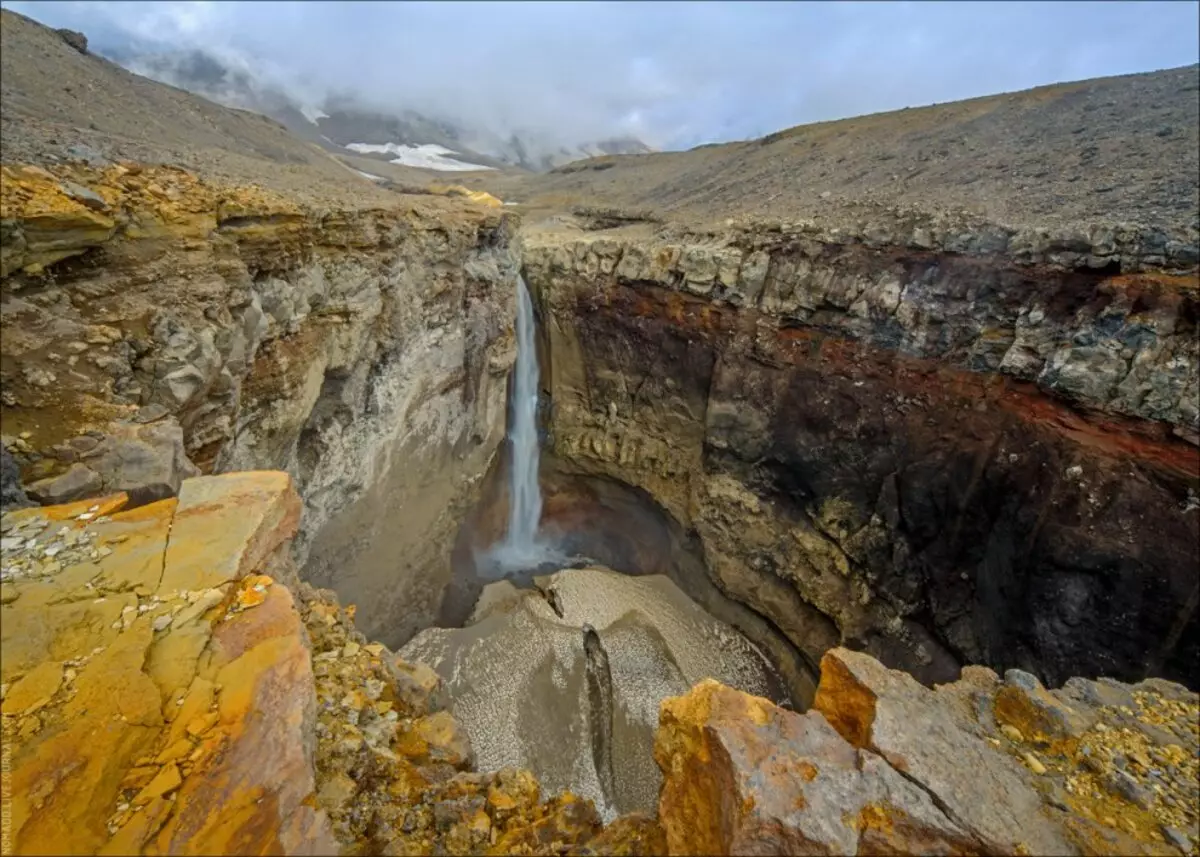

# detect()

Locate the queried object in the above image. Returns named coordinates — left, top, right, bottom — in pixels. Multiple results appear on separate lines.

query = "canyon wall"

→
left=0, top=163, right=517, bottom=645
left=523, top=217, right=1200, bottom=691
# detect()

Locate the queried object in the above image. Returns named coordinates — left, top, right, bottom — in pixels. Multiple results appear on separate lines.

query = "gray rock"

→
left=56, top=28, right=88, bottom=53
left=133, top=403, right=170, bottom=425
left=161, top=365, right=207, bottom=407
left=1003, top=668, right=1044, bottom=692
left=59, top=182, right=107, bottom=212
left=0, top=448, right=32, bottom=511
left=26, top=463, right=103, bottom=505
left=1161, top=825, right=1192, bottom=853
left=816, top=649, right=1076, bottom=856
left=1105, top=769, right=1153, bottom=809
left=656, top=681, right=977, bottom=855
left=65, top=143, right=109, bottom=166
left=84, top=420, right=200, bottom=494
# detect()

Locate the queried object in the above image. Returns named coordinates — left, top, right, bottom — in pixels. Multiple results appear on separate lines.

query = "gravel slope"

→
left=469, top=65, right=1200, bottom=236
left=0, top=9, right=403, bottom=208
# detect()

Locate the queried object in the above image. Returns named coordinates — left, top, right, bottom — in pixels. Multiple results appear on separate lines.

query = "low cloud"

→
left=5, top=0, right=1198, bottom=149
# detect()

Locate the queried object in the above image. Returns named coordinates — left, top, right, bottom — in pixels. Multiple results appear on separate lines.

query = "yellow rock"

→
left=0, top=660, right=63, bottom=715
left=160, top=472, right=300, bottom=592
left=1001, top=724, right=1025, bottom=743
left=133, top=763, right=182, bottom=803
left=186, top=711, right=220, bottom=738
left=154, top=737, right=195, bottom=764
left=1022, top=751, right=1047, bottom=775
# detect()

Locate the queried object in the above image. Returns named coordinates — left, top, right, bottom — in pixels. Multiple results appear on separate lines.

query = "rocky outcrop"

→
left=0, top=474, right=671, bottom=857
left=522, top=219, right=1200, bottom=693
left=0, top=161, right=518, bottom=647
left=655, top=648, right=1199, bottom=856
left=0, top=472, right=336, bottom=855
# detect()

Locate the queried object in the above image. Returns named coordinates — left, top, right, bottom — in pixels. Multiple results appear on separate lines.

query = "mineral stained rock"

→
left=655, top=648, right=1198, bottom=857
left=524, top=215, right=1199, bottom=689
left=0, top=160, right=518, bottom=650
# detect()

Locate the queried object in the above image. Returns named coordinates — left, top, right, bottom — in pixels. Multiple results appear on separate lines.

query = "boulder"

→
left=813, top=648, right=1077, bottom=855
left=26, top=461, right=103, bottom=504
left=654, top=679, right=979, bottom=856
left=0, top=446, right=31, bottom=510
left=56, top=27, right=88, bottom=53
left=81, top=419, right=200, bottom=494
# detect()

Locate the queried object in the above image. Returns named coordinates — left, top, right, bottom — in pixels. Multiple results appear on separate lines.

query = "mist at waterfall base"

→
left=476, top=276, right=583, bottom=580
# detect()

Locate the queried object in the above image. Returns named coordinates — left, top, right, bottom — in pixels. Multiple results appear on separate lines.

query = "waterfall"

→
left=485, top=275, right=565, bottom=575
left=504, top=275, right=543, bottom=553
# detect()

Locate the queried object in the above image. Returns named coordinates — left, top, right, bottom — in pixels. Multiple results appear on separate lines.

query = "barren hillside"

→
left=468, top=65, right=1200, bottom=236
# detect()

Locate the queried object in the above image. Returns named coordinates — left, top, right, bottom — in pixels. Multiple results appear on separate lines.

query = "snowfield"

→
left=345, top=142, right=495, bottom=171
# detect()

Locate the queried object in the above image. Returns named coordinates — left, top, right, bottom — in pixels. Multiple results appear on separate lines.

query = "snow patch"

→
left=354, top=169, right=386, bottom=182
left=345, top=142, right=495, bottom=172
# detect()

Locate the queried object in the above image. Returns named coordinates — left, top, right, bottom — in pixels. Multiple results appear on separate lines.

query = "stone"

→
left=1001, top=724, right=1026, bottom=743
left=994, top=671, right=1092, bottom=751
left=1023, top=751, right=1048, bottom=775
left=133, top=763, right=182, bottom=804
left=578, top=813, right=667, bottom=856
left=60, top=181, right=107, bottom=211
left=400, top=710, right=473, bottom=768
left=25, top=462, right=103, bottom=505
left=83, top=420, right=200, bottom=495
left=1161, top=826, right=1191, bottom=853
left=133, top=403, right=170, bottom=424
left=56, top=27, right=88, bottom=53
left=0, top=660, right=63, bottom=715
left=160, top=471, right=300, bottom=593
left=1105, top=769, right=1154, bottom=809
left=813, top=648, right=1075, bottom=855
left=655, top=679, right=978, bottom=856
left=1, top=447, right=32, bottom=511
left=387, top=658, right=445, bottom=716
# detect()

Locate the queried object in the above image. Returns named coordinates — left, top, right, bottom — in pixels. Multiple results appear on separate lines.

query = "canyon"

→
left=1, top=9, right=1199, bottom=857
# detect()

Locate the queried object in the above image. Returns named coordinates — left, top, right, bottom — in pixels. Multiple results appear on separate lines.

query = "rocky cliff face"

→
left=0, top=474, right=668, bottom=857
left=0, top=162, right=517, bottom=646
left=522, top=217, right=1200, bottom=694
left=8, top=478, right=1191, bottom=857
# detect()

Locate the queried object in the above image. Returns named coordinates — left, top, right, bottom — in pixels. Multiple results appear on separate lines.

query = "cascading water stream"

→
left=484, top=275, right=568, bottom=575
left=503, top=275, right=543, bottom=554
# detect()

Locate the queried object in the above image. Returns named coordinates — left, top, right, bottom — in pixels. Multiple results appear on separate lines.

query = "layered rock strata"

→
left=0, top=162, right=518, bottom=646
left=522, top=220, right=1200, bottom=691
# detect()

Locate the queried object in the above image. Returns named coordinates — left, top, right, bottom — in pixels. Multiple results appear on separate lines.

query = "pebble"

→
left=1000, top=724, right=1024, bottom=743
left=1161, top=826, right=1191, bottom=852
left=1022, top=752, right=1047, bottom=775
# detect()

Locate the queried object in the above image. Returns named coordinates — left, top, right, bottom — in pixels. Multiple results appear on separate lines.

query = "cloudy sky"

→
left=5, top=1, right=1199, bottom=149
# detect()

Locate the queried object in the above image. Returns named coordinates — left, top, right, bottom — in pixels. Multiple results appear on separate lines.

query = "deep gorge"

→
left=3, top=163, right=1196, bottom=695
left=2, top=158, right=1198, bottom=856
left=3, top=15, right=1199, bottom=852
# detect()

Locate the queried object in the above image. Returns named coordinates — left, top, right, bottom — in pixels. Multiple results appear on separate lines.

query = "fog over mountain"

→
left=3, top=0, right=1198, bottom=165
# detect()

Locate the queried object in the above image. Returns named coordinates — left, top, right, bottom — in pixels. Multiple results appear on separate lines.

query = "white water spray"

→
left=487, top=276, right=564, bottom=573
left=506, top=276, right=543, bottom=550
